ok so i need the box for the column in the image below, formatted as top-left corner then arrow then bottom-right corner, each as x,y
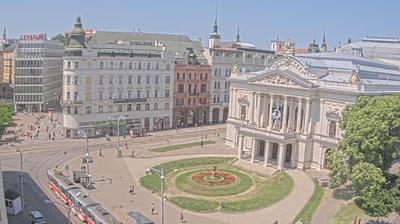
268,94 -> 274,130
256,92 -> 262,127
296,98 -> 303,133
250,138 -> 256,163
228,89 -> 233,117
238,134 -> 244,159
260,94 -> 268,127
234,89 -> 239,118
264,141 -> 270,167
249,92 -> 255,123
281,96 -> 288,133
288,98 -> 295,132
277,143 -> 285,170
303,98 -> 311,134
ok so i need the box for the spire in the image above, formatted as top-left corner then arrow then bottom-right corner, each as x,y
322,32 -> 326,45
236,25 -> 240,42
2,26 -> 6,40
213,1 -> 218,34
320,32 -> 328,52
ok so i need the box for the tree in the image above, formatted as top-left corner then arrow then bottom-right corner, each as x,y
390,178 -> 400,211
361,188 -> 394,220
351,162 -> 385,197
339,95 -> 400,172
326,149 -> 349,188
0,103 -> 13,138
51,34 -> 69,46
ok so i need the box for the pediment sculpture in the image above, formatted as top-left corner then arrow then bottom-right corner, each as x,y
237,95 -> 250,106
258,73 -> 299,87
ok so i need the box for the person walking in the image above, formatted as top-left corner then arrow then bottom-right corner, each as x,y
99,149 -> 103,157
167,138 -> 170,145
125,141 -> 128,150
179,212 -> 184,223
131,150 -> 135,158
131,185 -> 135,194
151,203 -> 155,215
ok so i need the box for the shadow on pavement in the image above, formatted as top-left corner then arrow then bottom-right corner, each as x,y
3,170 -> 68,224
332,184 -> 353,201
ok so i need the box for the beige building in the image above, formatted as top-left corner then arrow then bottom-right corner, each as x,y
226,51 -> 400,170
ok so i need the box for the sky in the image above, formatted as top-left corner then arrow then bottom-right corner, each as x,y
1,0 -> 399,49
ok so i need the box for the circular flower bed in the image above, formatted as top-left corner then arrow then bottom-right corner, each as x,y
191,171 -> 237,186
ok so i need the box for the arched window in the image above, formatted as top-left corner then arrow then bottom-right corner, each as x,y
127,104 -> 132,111
329,121 -> 337,137
154,103 -> 158,110
128,62 -> 132,69
66,106 -> 71,114
118,105 -> 123,112
74,61 -> 79,69
67,61 -> 71,69
145,103 -> 150,110
66,92 -> 71,101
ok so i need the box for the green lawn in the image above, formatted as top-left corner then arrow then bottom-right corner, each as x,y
140,157 -> 234,193
150,140 -> 216,153
169,197 -> 220,213
222,172 -> 293,213
330,200 -> 369,224
140,157 -> 294,213
293,183 -> 325,224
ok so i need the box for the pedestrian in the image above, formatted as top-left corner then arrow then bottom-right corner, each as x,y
217,132 -> 220,138
125,141 -> 128,150
175,127 -> 178,132
201,140 -> 204,147
46,126 -> 49,133
357,218 -> 361,224
48,133 -> 51,140
131,185 -> 135,194
353,216 -> 357,224
151,203 -> 155,215
179,212 -> 184,223
131,150 -> 135,158
167,138 -> 170,145
205,133 -> 208,139
129,187 -> 133,195
99,149 -> 103,157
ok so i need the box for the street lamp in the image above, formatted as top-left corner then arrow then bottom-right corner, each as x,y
198,104 -> 205,145
108,115 -> 127,158
11,144 -> 25,218
77,129 -> 91,187
67,192 -> 81,224
145,167 -> 177,224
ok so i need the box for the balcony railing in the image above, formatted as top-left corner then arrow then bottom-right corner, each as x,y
113,98 -> 147,103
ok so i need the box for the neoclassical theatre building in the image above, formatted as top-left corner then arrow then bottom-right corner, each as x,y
226,52 -> 400,170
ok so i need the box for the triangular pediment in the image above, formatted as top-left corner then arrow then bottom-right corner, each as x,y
249,69 -> 314,88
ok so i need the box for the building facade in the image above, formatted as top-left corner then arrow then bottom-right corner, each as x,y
14,35 -> 63,112
226,51 -> 400,170
173,52 -> 211,128
204,19 -> 276,124
2,46 -> 16,102
0,161 -> 8,224
63,17 -> 204,138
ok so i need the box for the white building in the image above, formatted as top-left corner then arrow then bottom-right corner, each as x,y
226,50 -> 400,170
63,17 -> 204,138
204,18 -> 276,123
0,162 -> 8,224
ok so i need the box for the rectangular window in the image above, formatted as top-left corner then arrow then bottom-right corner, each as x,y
98,106 -> 103,113
109,91 -> 113,99
146,76 -> 150,84
146,90 -> 150,98
165,102 -> 169,109
136,104 -> 141,111
155,76 -> 159,84
109,76 -> 113,84
85,106 -> 92,114
165,90 -> 170,98
74,76 -> 79,85
128,76 -> 132,84
201,84 -> 207,93
128,90 -> 132,99
137,75 -> 141,84
137,90 -> 141,98
178,84 -> 184,93
154,90 -> 158,98
98,91 -> 103,100
108,105 -> 113,112
118,75 -> 123,84
66,75 -> 71,85
165,76 -> 170,84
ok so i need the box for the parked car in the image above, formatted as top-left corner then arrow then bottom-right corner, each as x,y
28,211 -> 46,224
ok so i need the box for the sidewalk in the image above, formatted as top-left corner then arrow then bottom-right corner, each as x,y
65,135 -> 314,224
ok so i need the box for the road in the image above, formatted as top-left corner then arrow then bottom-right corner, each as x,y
0,112 -> 226,224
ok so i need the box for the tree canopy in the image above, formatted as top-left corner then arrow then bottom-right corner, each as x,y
0,103 -> 14,136
51,34 -> 70,46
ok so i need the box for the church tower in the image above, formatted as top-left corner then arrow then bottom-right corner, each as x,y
66,16 -> 86,56
208,10 -> 221,48
236,26 -> 240,43
320,32 -> 328,52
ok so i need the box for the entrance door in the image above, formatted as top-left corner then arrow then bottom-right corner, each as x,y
271,143 -> 278,160
259,140 -> 265,156
285,144 -> 292,163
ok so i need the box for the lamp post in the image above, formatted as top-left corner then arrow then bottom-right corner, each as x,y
198,103 -> 205,145
67,192 -> 81,224
77,129 -> 91,187
145,167 -> 177,224
108,115 -> 126,158
11,144 -> 25,218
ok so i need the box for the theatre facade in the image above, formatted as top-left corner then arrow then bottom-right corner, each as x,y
226,52 -> 400,170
